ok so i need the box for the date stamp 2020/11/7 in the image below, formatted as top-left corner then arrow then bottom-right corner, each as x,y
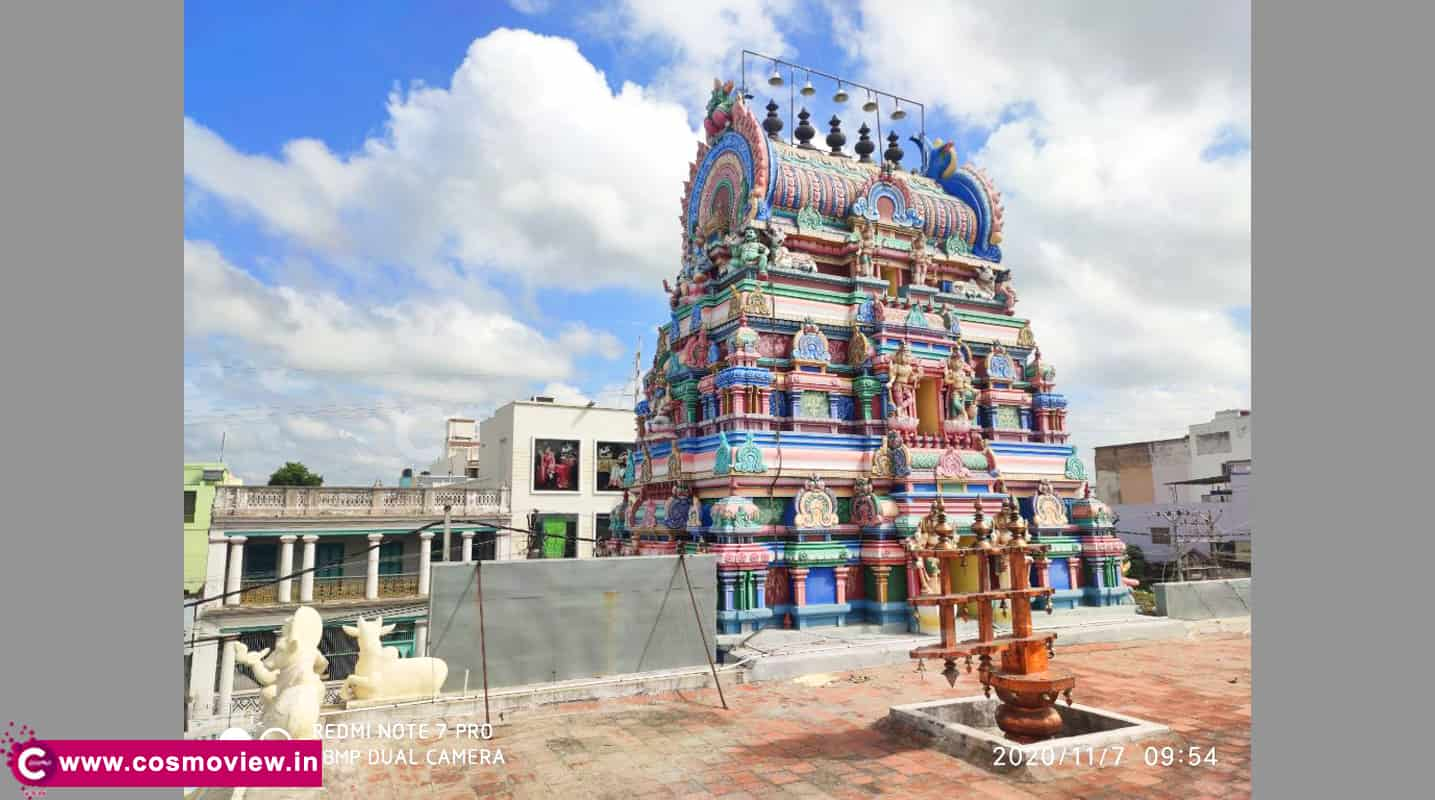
993,744 -> 1219,769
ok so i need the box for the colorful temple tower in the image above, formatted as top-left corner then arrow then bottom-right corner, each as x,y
613,74 -> 1129,633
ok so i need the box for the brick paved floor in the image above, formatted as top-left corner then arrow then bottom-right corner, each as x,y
299,632 -> 1250,799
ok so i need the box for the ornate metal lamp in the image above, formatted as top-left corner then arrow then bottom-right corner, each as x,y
908,496 -> 1075,742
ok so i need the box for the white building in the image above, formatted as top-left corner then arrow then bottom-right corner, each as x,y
1094,410 -> 1253,572
1095,409 -> 1252,505
1186,410 -> 1253,488
1106,460 -> 1251,569
187,484 -> 511,730
424,417 -> 480,479
474,396 -> 636,559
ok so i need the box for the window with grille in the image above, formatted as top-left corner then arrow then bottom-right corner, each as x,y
1150,526 -> 1171,545
184,491 -> 197,523
378,542 -> 404,575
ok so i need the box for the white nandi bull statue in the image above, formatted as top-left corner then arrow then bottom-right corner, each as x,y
340,616 -> 449,703
233,605 -> 328,739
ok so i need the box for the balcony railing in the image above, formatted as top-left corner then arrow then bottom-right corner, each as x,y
378,573 -> 419,598
214,486 -> 509,519
236,573 -> 422,606
217,682 -> 346,717
312,576 -> 368,602
237,580 -> 279,606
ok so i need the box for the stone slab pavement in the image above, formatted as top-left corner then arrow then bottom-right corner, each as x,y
262,629 -> 1250,799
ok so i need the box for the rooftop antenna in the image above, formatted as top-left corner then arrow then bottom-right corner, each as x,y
218,430 -> 226,464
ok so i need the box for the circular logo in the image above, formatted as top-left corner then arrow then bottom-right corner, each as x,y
258,727 -> 293,741
217,727 -> 253,741
14,742 -> 56,786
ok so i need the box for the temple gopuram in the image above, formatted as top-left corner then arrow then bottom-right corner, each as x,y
610,71 -> 1129,634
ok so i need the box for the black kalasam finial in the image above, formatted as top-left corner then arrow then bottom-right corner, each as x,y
826,115 -> 846,156
885,131 -> 905,166
855,122 -> 875,163
795,108 -> 816,149
762,99 -> 783,139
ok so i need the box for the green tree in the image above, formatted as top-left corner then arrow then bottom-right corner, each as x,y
1124,544 -> 1149,584
267,461 -> 324,487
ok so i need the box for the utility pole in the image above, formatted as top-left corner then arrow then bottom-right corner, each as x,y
1151,507 -> 1237,582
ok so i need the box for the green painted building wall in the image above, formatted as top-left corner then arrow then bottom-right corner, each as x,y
184,463 -> 241,594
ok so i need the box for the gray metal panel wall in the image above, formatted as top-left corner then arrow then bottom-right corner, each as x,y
426,555 -> 717,691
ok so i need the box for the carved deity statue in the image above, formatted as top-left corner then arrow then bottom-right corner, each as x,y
703,78 -> 736,140
904,502 -> 945,595
233,606 -> 329,739
853,218 -> 877,278
887,341 -> 921,420
731,226 -> 770,277
911,236 -> 935,287
996,270 -> 1017,312
943,338 -> 977,422
851,475 -> 882,526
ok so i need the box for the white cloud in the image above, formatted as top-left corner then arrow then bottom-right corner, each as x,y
508,0 -> 551,14
536,382 -> 592,404
281,415 -> 364,444
590,1 -> 803,109
184,28 -> 700,293
836,0 -> 1251,449
185,239 -> 618,399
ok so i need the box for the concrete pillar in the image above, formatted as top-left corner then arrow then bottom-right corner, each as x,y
277,535 -> 296,603
223,537 -> 247,606
461,530 -> 475,563
418,531 -> 435,596
754,570 -> 767,609
187,629 -> 219,717
217,635 -> 237,719
791,568 -> 809,607
442,507 -> 452,562
1086,558 -> 1103,589
872,565 -> 892,604
299,535 -> 318,603
415,619 -> 429,656
366,534 -> 383,600
576,516 -> 593,559
720,572 -> 737,611
834,566 -> 850,605
203,535 -> 230,615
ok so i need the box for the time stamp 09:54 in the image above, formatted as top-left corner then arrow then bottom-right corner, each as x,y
992,744 -> 1220,769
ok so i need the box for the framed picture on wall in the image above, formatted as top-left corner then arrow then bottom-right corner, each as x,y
595,441 -> 633,492
532,438 -> 580,492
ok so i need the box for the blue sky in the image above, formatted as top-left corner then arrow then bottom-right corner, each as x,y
183,1 -> 1251,484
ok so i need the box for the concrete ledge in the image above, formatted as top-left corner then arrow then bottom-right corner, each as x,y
1155,578 -> 1251,620
743,636 -> 931,682
316,664 -> 730,727
886,697 -> 1169,782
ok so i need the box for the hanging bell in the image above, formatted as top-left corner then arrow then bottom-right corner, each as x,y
800,73 -> 816,97
862,91 -> 878,113
833,82 -> 849,104
768,64 -> 784,87
890,99 -> 907,121
942,659 -> 961,688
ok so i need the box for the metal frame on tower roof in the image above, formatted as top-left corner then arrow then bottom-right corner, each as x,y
740,50 -> 926,155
